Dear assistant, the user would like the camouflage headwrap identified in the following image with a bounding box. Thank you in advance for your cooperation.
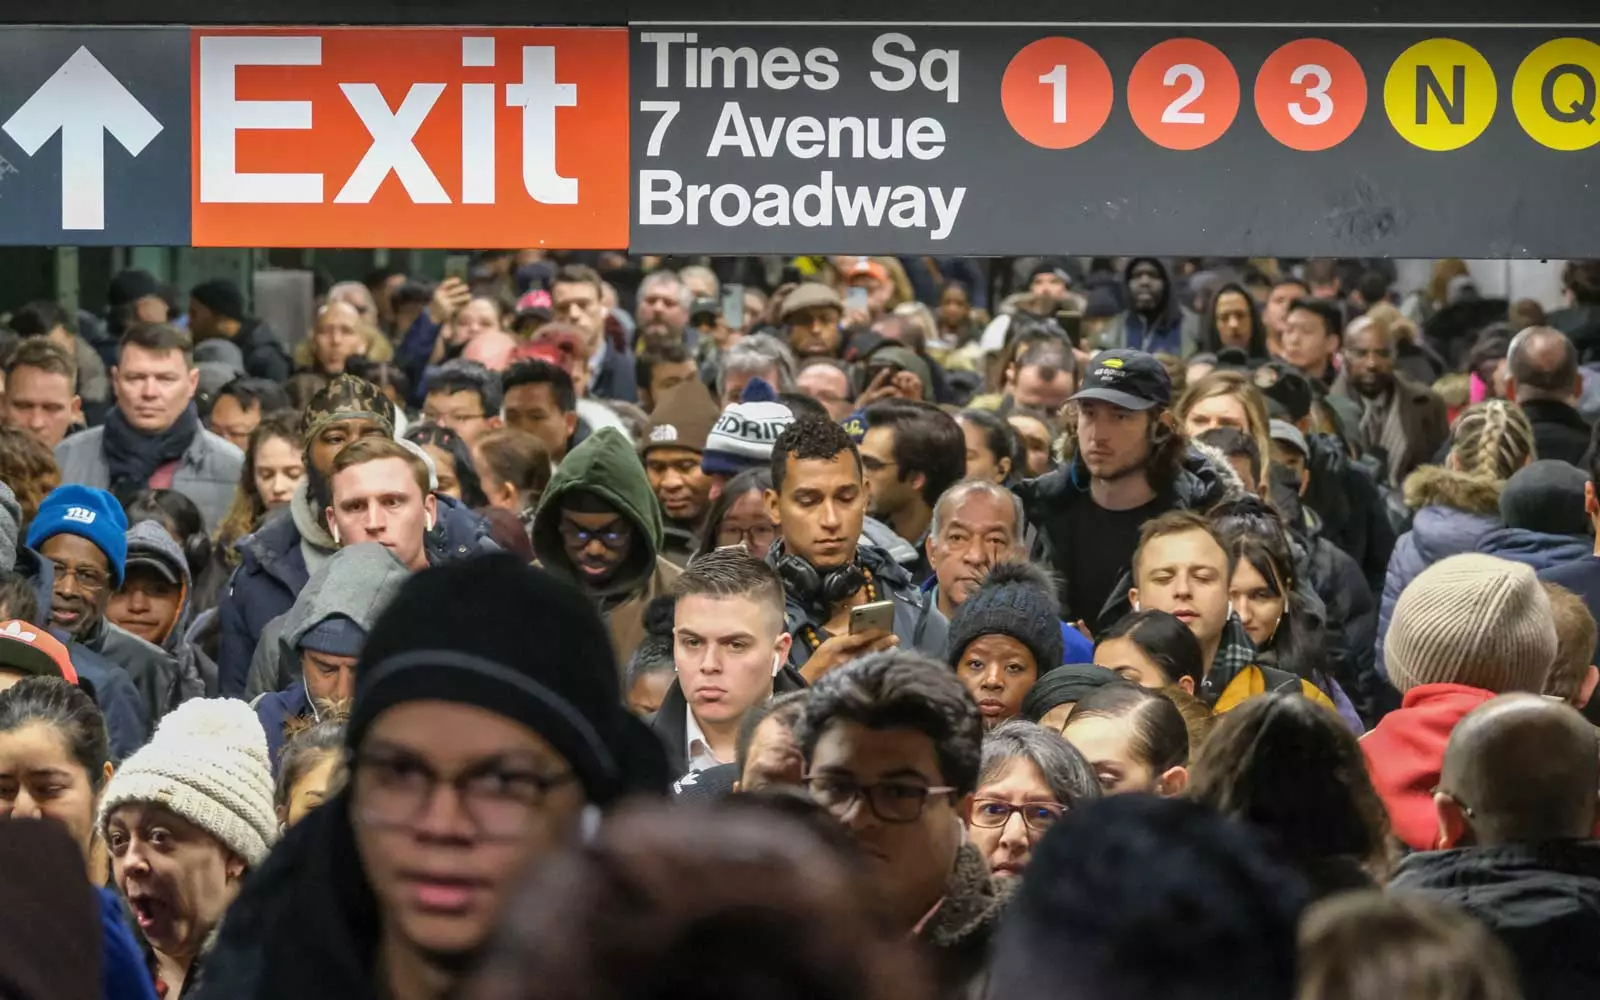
[301,374,396,442]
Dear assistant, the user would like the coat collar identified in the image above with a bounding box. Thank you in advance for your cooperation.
[917,842,1013,950]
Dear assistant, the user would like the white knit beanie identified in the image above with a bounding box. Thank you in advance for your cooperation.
[1385,553,1557,695]
[97,698,278,867]
[701,401,795,476]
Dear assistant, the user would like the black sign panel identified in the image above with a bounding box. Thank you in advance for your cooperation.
[630,24,1600,256]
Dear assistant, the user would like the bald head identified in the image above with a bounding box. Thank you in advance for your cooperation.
[1507,326,1579,401]
[1440,694,1599,846]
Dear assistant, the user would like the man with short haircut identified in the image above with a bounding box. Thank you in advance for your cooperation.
[421,358,502,445]
[4,338,83,448]
[782,283,846,360]
[799,650,1009,998]
[1539,582,1598,709]
[766,416,946,684]
[1262,276,1310,349]
[1004,341,1077,414]
[718,336,794,407]
[635,342,699,414]
[1017,349,1229,634]
[1506,325,1592,466]
[650,549,798,778]
[532,426,682,668]
[217,375,395,696]
[1276,297,1344,386]
[1129,510,1334,713]
[7,299,110,421]
[500,359,580,464]
[1332,314,1449,490]
[636,269,692,349]
[859,401,966,580]
[1390,694,1600,999]
[54,323,243,531]
[207,377,289,452]
[187,277,292,382]
[325,437,439,573]
[796,357,855,421]
[552,263,636,402]
[640,380,720,565]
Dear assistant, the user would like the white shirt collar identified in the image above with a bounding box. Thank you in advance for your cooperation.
[684,705,723,773]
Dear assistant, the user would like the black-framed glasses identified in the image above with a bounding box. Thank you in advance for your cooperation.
[558,521,632,550]
[716,523,776,549]
[968,798,1064,833]
[804,774,956,824]
[351,751,576,841]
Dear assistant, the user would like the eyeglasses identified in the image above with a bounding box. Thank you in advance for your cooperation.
[51,562,108,592]
[352,751,576,841]
[558,521,632,550]
[804,774,956,824]
[716,523,777,549]
[968,798,1065,833]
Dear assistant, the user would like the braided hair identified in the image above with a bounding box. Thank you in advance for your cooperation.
[1449,400,1536,482]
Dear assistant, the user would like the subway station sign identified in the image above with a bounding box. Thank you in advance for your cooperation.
[630,24,1600,256]
[0,23,1597,254]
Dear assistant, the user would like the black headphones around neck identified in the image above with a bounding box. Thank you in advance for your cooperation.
[772,542,868,615]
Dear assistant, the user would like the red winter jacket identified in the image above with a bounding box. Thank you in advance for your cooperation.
[1360,683,1499,851]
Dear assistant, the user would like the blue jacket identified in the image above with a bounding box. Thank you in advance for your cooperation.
[218,512,311,698]
[1377,467,1504,681]
[1480,527,1593,574]
[255,681,310,772]
[98,887,159,1000]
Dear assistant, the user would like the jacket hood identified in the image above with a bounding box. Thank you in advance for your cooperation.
[861,516,921,569]
[1122,256,1178,323]
[125,520,193,651]
[281,543,411,651]
[1480,526,1594,571]
[1361,683,1500,850]
[0,481,18,572]
[290,478,337,553]
[1403,464,1504,516]
[531,426,663,595]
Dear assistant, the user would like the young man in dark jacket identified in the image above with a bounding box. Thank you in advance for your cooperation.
[798,650,1011,1000]
[187,278,292,383]
[1390,694,1600,1000]
[765,416,947,685]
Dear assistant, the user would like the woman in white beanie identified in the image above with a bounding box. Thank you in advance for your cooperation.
[100,697,278,999]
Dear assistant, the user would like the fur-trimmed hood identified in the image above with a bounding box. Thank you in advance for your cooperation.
[1401,464,1504,516]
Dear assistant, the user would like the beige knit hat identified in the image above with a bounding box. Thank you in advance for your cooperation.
[97,698,278,867]
[1385,553,1557,695]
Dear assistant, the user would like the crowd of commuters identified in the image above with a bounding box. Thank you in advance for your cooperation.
[1,253,1599,999]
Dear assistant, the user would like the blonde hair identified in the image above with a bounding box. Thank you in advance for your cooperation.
[1449,400,1536,482]
[1298,893,1524,1000]
[1174,370,1272,488]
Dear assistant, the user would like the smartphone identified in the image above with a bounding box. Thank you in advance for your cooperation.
[846,286,870,314]
[721,282,745,331]
[443,254,471,283]
[1055,310,1083,346]
[849,600,896,636]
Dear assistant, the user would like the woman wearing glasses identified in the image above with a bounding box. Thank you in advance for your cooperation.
[965,720,1099,879]
[696,468,779,560]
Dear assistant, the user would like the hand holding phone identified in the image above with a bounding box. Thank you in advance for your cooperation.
[849,600,897,635]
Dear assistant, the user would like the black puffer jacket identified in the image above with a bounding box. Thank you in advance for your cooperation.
[1301,433,1397,595]
[1016,443,1235,632]
[1390,841,1600,1000]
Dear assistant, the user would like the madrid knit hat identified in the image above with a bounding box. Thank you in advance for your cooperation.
[348,554,670,805]
[703,393,795,477]
[641,379,720,457]
[946,562,1064,675]
[97,698,277,866]
[1384,553,1557,695]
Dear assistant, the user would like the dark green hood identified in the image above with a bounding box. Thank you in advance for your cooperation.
[531,426,662,597]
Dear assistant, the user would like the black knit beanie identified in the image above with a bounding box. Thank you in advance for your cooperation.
[946,562,1064,675]
[191,278,246,322]
[347,554,668,804]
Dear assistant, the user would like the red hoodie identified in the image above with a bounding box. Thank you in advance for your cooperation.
[1360,683,1499,851]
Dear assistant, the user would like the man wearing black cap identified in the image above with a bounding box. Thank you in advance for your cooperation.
[1016,349,1229,635]
[190,555,669,1000]
[188,278,292,383]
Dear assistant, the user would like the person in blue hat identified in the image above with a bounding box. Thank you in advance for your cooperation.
[27,484,185,726]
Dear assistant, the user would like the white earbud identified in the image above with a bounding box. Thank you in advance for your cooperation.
[771,652,783,677]
[330,523,341,545]
[425,512,435,532]
[1132,600,1140,612]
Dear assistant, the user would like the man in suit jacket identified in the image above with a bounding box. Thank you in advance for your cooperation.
[1333,314,1449,491]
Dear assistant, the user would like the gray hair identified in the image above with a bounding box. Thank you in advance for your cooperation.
[638,269,692,309]
[718,333,798,397]
[979,719,1100,809]
[930,479,1025,544]
[679,264,720,300]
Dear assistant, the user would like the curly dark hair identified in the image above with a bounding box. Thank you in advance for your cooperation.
[0,425,59,523]
[770,414,862,495]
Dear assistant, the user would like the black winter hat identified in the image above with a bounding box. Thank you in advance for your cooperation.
[107,269,160,309]
[946,562,1064,675]
[347,554,669,804]
[190,278,246,322]
[1499,459,1591,537]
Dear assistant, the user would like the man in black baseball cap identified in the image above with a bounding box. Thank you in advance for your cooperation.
[1015,348,1230,635]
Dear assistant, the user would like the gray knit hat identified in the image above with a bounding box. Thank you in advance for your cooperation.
[946,562,1063,674]
[1384,553,1557,695]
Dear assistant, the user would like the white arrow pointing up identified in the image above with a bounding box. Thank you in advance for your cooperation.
[1,46,163,231]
